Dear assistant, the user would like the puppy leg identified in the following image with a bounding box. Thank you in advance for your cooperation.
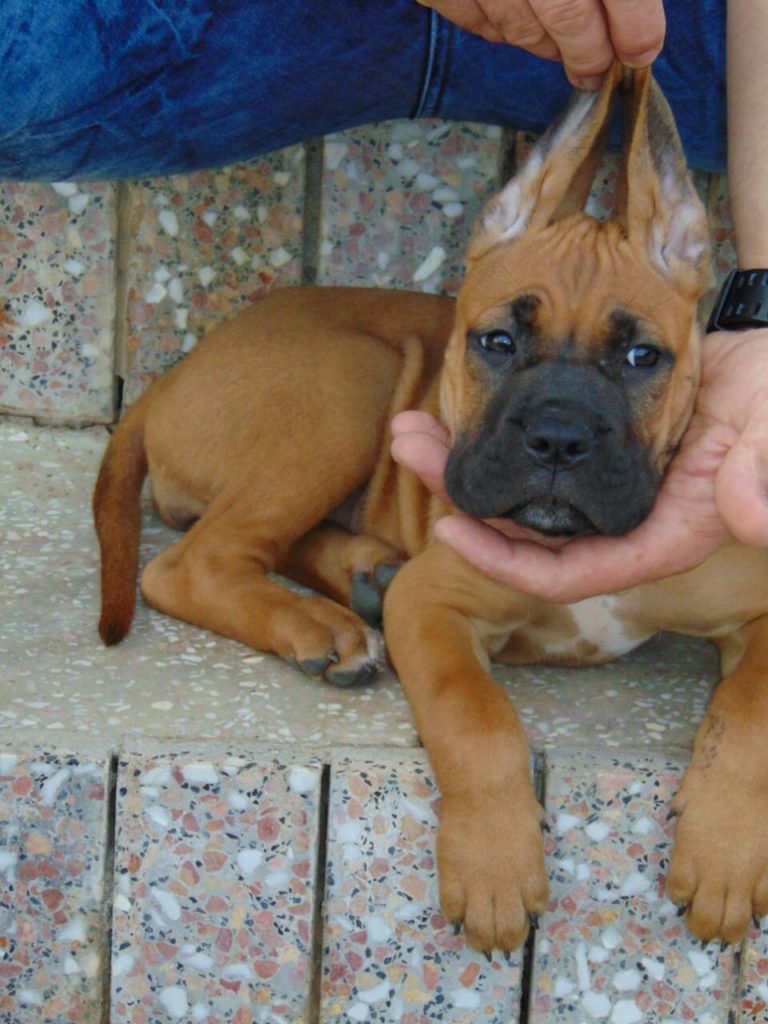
[278,522,403,626]
[383,542,548,952]
[141,496,382,686]
[667,615,768,943]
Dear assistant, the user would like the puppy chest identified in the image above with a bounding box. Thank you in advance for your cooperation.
[490,596,650,667]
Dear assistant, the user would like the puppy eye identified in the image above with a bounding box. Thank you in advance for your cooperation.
[626,344,660,368]
[479,330,517,355]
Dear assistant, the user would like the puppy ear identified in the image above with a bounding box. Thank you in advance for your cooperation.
[620,67,712,298]
[468,63,623,262]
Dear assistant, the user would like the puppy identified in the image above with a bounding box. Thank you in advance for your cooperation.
[95,65,768,951]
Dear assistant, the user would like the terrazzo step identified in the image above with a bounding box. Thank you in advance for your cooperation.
[531,750,739,1024]
[0,741,112,1023]
[110,741,324,1024]
[321,752,524,1023]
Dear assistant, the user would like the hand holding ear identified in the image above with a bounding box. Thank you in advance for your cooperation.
[416,0,665,89]
[392,330,768,604]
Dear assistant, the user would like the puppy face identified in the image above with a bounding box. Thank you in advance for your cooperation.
[442,217,701,536]
[439,67,711,538]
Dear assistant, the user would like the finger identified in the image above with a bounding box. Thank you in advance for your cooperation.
[391,432,451,501]
[602,0,665,66]
[391,410,450,445]
[715,420,768,548]
[529,0,613,86]
[434,514,673,603]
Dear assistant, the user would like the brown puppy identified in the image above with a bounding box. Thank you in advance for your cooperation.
[94,66,768,952]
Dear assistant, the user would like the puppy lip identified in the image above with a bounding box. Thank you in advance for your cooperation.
[501,500,596,538]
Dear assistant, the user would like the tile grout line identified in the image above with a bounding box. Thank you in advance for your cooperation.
[518,747,548,1023]
[307,761,332,1023]
[99,751,119,1024]
[300,138,325,287]
[111,181,133,421]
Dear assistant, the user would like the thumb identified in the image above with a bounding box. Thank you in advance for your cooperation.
[715,418,768,547]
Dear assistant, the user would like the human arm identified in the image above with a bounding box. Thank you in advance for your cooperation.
[416,0,665,88]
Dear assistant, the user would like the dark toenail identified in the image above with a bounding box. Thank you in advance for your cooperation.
[666,808,678,821]
[329,649,340,663]
[483,951,492,963]
[503,950,513,963]
[676,904,687,917]
[373,563,401,590]
[299,657,330,676]
[719,941,728,952]
[540,820,551,833]
[529,912,540,931]
[754,914,762,930]
[453,920,462,935]
[327,662,378,688]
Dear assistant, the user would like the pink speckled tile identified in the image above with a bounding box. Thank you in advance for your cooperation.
[738,923,768,1021]
[0,181,116,423]
[122,147,305,404]
[0,743,111,1023]
[707,173,737,292]
[321,752,523,1024]
[111,742,321,1024]
[530,750,736,1023]
[318,121,502,295]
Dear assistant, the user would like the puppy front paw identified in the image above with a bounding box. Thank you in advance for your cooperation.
[437,793,549,952]
[667,775,768,944]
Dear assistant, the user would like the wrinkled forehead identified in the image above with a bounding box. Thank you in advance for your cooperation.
[458,218,696,346]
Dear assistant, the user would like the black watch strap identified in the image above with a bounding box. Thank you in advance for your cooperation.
[707,268,768,333]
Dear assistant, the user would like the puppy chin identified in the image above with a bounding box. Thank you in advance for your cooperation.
[502,502,595,538]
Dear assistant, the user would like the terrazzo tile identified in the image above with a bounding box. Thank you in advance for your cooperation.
[707,173,737,294]
[530,750,736,1023]
[318,121,502,294]
[111,741,322,1024]
[0,741,112,1023]
[738,921,768,1021]
[122,147,305,405]
[0,180,116,423]
[321,752,523,1024]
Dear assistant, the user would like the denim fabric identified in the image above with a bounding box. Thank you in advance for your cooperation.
[0,0,725,181]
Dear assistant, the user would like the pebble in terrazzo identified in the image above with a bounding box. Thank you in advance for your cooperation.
[322,753,523,1024]
[319,120,502,295]
[122,147,306,404]
[530,750,737,1024]
[0,181,116,423]
[0,746,111,1023]
[110,744,322,1024]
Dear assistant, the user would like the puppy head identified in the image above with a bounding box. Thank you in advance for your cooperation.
[441,65,712,537]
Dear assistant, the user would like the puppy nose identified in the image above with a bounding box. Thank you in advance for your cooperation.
[523,414,594,468]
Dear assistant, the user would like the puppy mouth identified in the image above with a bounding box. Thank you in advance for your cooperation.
[499,501,596,537]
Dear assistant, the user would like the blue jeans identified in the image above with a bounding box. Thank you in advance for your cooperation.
[0,0,725,181]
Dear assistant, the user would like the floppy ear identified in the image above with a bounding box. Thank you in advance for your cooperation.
[619,67,712,298]
[468,62,623,262]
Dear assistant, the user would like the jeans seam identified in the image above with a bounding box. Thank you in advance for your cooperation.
[412,10,452,119]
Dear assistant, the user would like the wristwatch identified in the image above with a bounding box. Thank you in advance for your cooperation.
[707,268,768,332]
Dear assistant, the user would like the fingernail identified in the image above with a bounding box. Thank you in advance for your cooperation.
[623,49,659,69]
[572,74,603,91]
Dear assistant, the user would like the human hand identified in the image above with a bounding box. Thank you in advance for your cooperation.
[390,329,768,604]
[416,0,665,88]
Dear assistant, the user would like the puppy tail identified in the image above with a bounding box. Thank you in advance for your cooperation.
[92,392,150,646]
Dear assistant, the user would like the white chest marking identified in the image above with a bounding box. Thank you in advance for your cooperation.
[549,595,644,659]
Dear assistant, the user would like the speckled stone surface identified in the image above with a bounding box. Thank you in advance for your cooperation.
[0,742,111,1023]
[707,173,737,293]
[111,741,322,1024]
[530,750,736,1023]
[321,752,523,1023]
[0,181,116,423]
[738,922,768,1021]
[318,121,502,294]
[122,147,305,405]
[0,416,721,753]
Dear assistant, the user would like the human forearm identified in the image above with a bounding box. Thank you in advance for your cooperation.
[727,1,768,266]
